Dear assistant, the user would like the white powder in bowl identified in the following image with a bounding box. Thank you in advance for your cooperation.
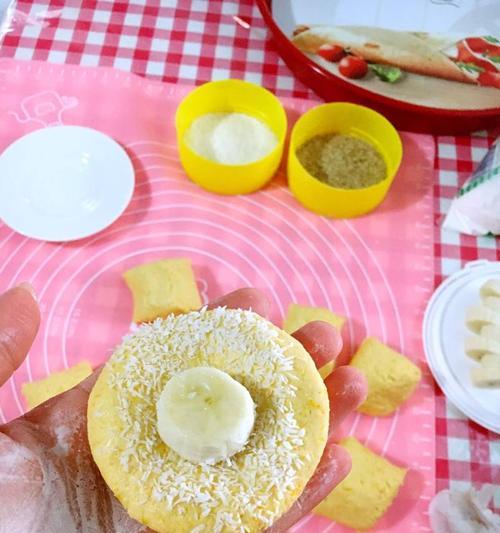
[184,112,222,162]
[185,112,278,165]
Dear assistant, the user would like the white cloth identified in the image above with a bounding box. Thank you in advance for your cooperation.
[443,139,500,236]
[0,0,15,44]
[429,486,500,533]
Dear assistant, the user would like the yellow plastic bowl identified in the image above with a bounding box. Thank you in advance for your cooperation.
[288,103,402,218]
[175,80,287,195]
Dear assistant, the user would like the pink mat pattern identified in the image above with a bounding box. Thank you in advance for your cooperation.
[0,59,435,532]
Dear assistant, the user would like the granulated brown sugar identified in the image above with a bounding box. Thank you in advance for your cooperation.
[296,133,387,189]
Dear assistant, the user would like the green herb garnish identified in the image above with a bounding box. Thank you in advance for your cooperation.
[369,64,403,83]
[488,55,500,63]
[456,62,484,73]
[484,35,500,44]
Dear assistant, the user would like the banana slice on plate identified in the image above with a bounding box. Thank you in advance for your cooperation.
[465,305,500,333]
[464,336,500,360]
[156,366,255,464]
[466,279,500,387]
[470,354,500,388]
[424,262,500,435]
[479,279,500,300]
[470,370,500,388]
[481,353,500,367]
[480,324,500,343]
[482,296,500,313]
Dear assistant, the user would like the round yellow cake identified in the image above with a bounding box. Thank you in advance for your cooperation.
[88,308,329,533]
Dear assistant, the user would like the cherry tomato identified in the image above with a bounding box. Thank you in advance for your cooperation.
[317,44,345,62]
[478,70,500,89]
[338,55,368,79]
[457,42,476,63]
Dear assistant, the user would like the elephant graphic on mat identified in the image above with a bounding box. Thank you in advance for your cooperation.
[9,90,78,127]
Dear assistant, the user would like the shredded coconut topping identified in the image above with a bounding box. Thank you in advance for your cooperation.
[106,308,306,532]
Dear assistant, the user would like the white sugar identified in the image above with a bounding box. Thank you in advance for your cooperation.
[184,112,222,161]
[185,112,278,165]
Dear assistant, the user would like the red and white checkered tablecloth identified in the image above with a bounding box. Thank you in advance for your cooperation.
[1,0,499,515]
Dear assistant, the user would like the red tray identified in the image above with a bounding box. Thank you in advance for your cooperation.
[256,0,500,135]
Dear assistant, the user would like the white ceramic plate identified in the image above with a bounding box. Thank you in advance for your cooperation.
[0,126,135,242]
[423,260,500,434]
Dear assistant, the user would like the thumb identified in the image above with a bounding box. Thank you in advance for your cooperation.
[0,284,40,386]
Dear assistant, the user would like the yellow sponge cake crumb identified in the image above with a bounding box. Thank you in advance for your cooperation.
[315,437,407,530]
[22,361,93,409]
[283,303,345,334]
[123,258,202,323]
[283,303,345,379]
[350,337,421,416]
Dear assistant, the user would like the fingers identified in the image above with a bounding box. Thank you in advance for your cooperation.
[0,284,40,387]
[76,365,103,394]
[292,321,343,370]
[325,366,368,441]
[207,288,271,318]
[269,368,367,531]
[207,293,345,375]
[266,443,351,533]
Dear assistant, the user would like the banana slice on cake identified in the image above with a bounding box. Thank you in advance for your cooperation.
[156,366,255,464]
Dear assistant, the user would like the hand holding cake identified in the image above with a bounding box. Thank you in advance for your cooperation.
[0,284,367,533]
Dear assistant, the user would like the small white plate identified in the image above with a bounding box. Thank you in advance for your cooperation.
[423,260,500,434]
[0,126,135,242]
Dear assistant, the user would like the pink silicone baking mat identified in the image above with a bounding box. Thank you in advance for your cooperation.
[0,59,435,532]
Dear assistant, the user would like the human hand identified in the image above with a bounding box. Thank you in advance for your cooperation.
[0,285,367,532]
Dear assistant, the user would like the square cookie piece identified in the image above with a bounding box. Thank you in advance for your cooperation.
[350,337,421,416]
[283,304,345,379]
[315,437,407,530]
[124,258,202,323]
[22,361,93,410]
[283,303,345,333]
